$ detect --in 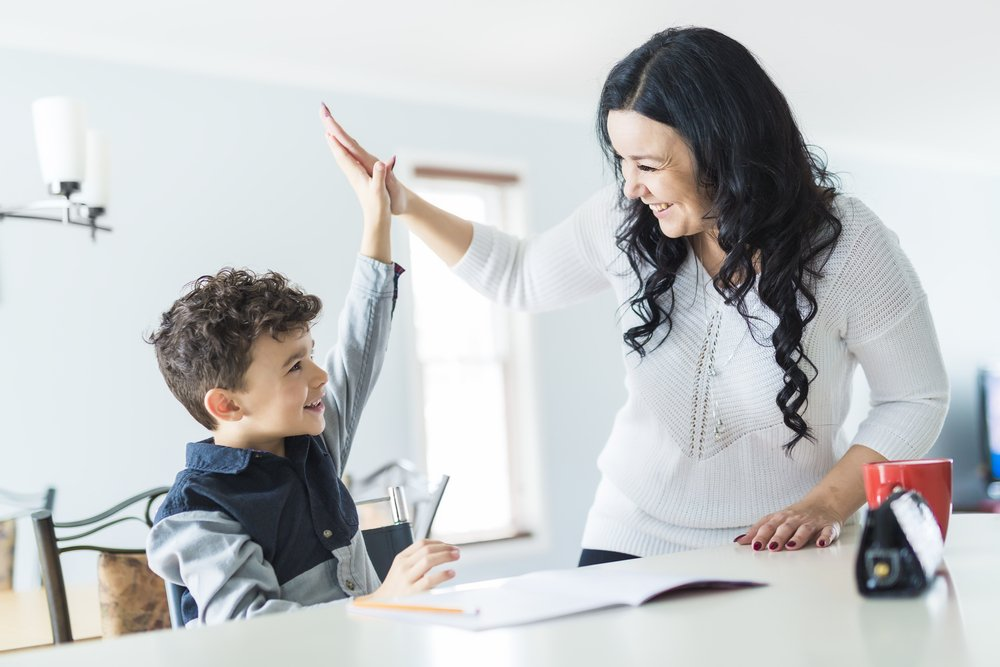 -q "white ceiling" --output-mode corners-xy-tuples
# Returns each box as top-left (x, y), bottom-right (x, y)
(1, 0), (998, 166)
